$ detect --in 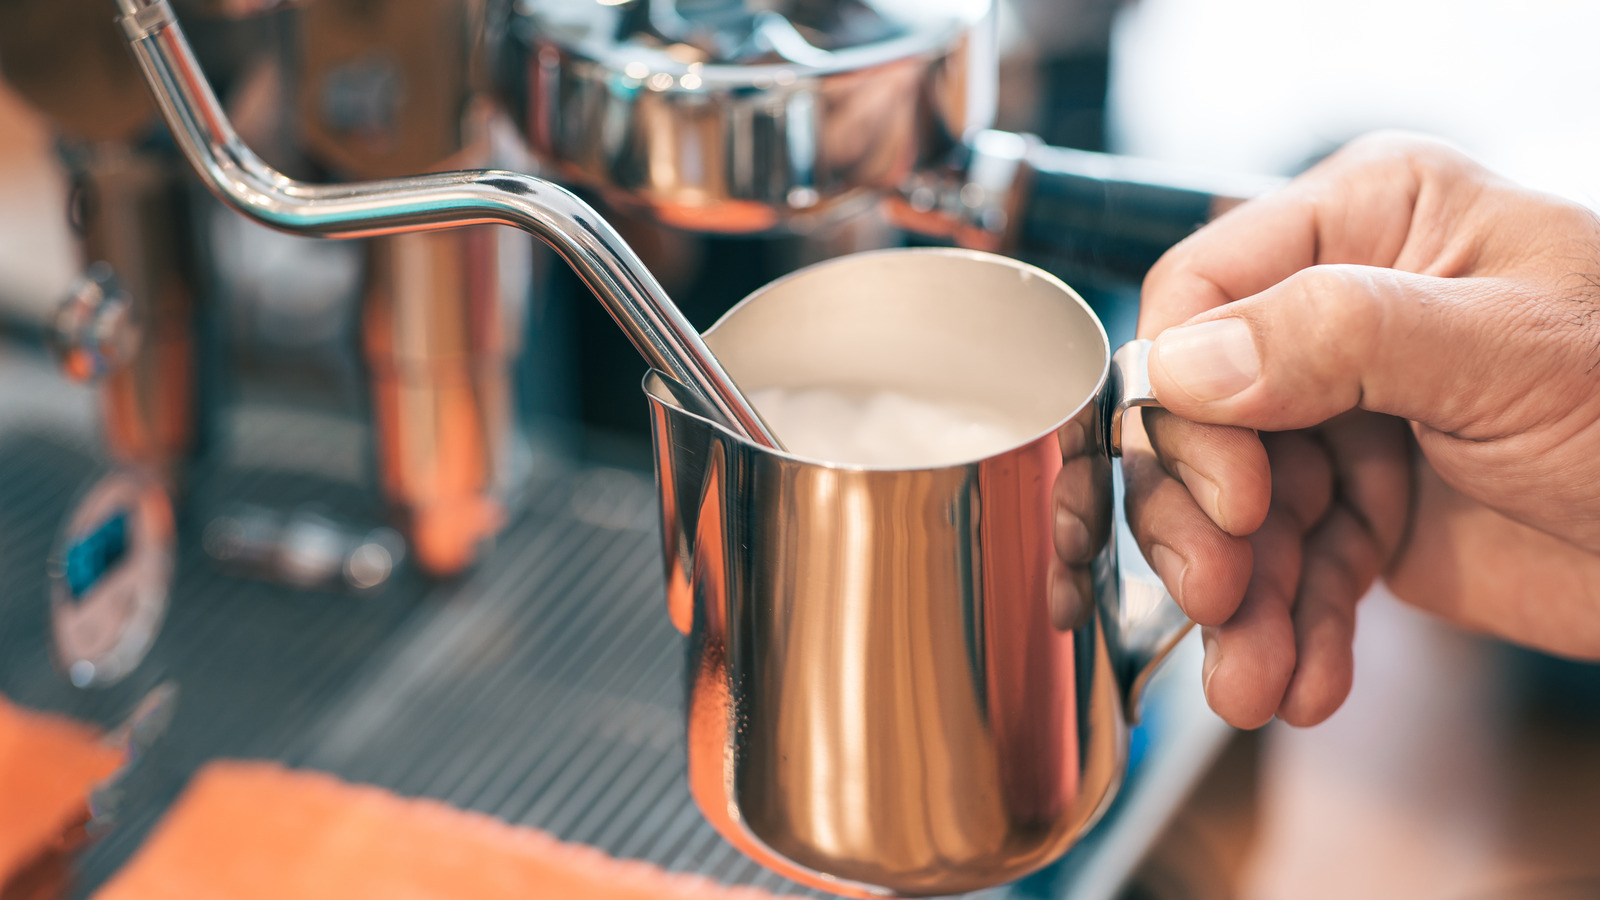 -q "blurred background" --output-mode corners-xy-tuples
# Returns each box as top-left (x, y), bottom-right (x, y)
(0, 0), (1597, 898)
